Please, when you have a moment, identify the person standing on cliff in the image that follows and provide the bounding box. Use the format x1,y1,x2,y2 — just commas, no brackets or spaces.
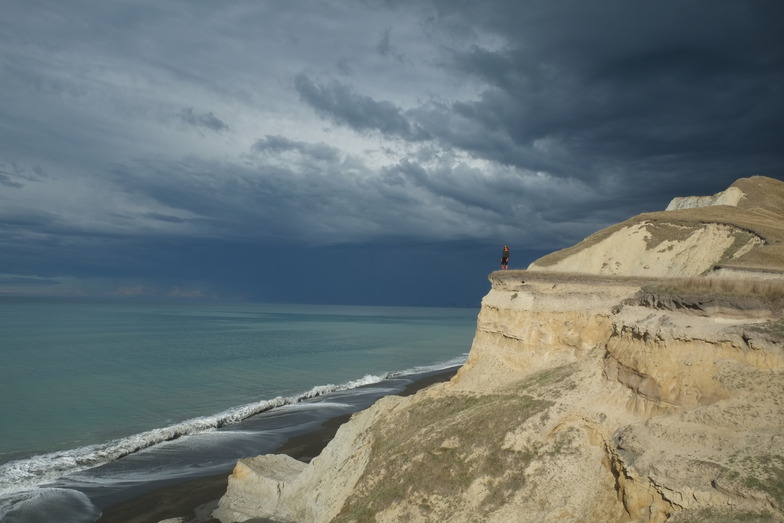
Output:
501,245,510,270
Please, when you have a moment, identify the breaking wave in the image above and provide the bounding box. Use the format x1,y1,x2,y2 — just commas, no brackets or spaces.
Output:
0,355,465,499
0,488,100,523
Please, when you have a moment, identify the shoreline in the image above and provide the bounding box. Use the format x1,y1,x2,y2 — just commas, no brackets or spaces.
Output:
97,368,457,523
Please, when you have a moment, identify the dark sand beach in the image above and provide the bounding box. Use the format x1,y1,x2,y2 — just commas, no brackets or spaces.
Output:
98,368,456,523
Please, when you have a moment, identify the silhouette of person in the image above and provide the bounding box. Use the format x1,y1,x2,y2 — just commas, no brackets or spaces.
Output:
501,245,510,270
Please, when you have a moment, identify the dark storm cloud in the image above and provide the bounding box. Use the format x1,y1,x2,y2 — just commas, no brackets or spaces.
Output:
177,108,230,133
414,1,784,188
143,212,186,224
290,0,784,210
294,73,430,141
251,135,341,164
376,28,406,63
104,148,522,247
1,0,783,304
0,162,48,189
0,172,23,189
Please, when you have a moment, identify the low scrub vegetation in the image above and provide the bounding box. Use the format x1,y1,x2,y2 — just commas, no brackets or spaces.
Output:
334,392,551,522
642,276,784,311
668,508,775,522
333,366,586,522
733,454,784,510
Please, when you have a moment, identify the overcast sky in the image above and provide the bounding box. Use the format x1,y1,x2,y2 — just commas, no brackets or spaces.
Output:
1,1,782,306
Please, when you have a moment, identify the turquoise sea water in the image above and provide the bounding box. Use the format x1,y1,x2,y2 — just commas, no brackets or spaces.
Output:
0,298,477,522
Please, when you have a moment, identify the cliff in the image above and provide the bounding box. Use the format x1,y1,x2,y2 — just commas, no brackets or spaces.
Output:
212,176,784,522
528,176,784,278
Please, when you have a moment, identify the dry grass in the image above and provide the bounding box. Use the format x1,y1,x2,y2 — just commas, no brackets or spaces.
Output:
637,279,784,320
645,447,784,521
495,269,784,298
333,393,551,522
713,452,784,520
491,268,651,287
530,218,630,268
667,508,775,522
532,176,784,271
719,244,784,271
641,277,784,313
331,365,587,522
533,208,784,270
643,277,784,301
733,176,784,218
655,206,784,245
643,221,701,250
738,454,784,509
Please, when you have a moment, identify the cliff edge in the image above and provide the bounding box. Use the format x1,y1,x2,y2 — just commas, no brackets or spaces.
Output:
213,176,784,522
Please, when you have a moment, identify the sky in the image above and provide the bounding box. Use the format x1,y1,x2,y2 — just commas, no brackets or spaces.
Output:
1,1,783,307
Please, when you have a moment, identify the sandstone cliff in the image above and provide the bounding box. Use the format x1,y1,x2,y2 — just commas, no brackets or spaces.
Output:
528,176,784,278
213,176,784,522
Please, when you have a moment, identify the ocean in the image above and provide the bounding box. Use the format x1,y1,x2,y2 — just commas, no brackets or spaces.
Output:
0,298,477,522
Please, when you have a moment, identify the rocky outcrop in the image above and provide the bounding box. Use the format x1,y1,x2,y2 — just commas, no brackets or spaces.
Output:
665,186,745,210
213,395,390,523
214,177,784,522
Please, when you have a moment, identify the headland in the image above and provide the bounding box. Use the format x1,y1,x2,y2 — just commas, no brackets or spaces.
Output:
171,176,784,522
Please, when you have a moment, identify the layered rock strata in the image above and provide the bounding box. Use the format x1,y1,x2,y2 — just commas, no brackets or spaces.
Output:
214,270,783,522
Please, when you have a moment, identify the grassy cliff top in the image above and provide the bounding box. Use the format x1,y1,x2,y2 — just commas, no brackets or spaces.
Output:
532,176,784,273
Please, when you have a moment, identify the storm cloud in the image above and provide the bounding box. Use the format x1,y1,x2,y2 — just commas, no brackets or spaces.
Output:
294,73,431,141
177,108,230,133
0,0,782,305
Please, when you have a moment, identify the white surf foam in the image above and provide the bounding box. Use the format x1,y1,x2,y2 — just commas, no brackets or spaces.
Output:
0,488,100,523
387,354,467,378
0,359,465,498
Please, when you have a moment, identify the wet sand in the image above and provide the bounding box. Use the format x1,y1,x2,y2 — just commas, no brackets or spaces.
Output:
98,368,456,523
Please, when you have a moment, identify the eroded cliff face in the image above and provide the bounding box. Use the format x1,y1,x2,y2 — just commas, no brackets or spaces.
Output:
214,270,784,522
528,176,784,278
527,220,764,277
214,177,784,522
